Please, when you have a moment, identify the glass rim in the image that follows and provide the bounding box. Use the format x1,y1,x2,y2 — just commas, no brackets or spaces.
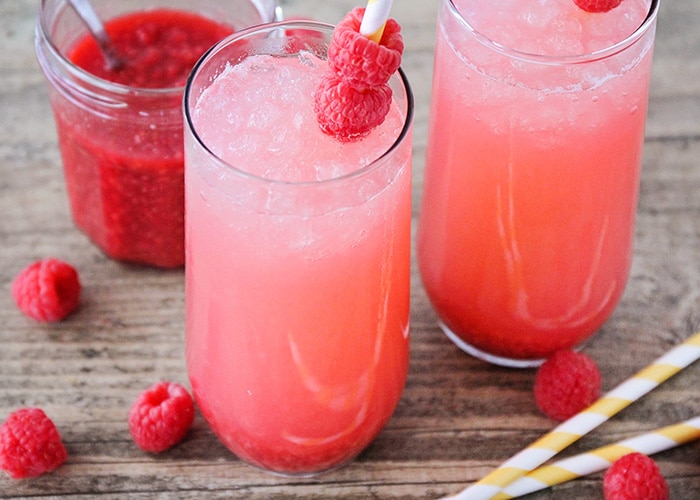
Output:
444,0,660,65
37,0,276,97
183,19,414,188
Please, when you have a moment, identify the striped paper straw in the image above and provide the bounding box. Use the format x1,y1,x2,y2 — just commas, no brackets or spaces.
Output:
443,331,700,500
493,416,700,499
360,0,394,42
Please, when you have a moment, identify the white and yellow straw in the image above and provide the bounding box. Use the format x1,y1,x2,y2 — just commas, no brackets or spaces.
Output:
443,331,700,500
359,0,394,42
494,416,700,499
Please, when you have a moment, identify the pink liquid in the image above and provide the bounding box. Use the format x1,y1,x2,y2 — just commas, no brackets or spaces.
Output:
185,51,412,473
417,0,656,363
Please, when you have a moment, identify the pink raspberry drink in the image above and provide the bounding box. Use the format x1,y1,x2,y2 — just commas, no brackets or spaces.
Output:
417,0,659,366
184,19,413,475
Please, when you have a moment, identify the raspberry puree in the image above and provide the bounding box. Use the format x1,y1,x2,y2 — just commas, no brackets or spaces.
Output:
57,10,232,267
70,10,231,88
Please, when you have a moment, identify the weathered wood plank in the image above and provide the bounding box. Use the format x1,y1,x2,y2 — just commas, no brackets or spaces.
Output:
1,0,699,498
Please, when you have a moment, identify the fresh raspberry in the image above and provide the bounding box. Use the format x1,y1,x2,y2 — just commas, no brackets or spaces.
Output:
603,453,669,500
327,7,404,89
533,350,601,421
573,0,624,13
128,381,195,453
11,258,81,322
314,75,393,142
0,408,67,479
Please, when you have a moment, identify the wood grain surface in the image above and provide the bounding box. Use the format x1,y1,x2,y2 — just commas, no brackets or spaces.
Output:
1,0,699,498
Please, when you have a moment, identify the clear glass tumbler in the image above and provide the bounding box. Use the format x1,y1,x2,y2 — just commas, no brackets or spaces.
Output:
35,0,277,268
418,0,659,366
184,21,413,475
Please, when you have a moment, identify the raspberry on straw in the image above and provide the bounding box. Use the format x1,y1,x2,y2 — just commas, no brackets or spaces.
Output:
328,9,403,90
314,3,403,142
0,408,67,479
314,74,393,142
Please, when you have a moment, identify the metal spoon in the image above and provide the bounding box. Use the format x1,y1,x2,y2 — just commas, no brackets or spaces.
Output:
66,0,123,70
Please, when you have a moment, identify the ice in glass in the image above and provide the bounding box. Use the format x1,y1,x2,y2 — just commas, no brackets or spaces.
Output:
184,21,413,475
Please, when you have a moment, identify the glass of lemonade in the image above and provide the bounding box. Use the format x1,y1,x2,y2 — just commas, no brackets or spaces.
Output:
417,0,659,366
35,0,277,268
183,21,413,475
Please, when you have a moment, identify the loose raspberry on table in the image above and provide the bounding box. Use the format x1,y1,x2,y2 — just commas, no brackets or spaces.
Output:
128,381,195,453
603,453,669,500
574,0,624,13
0,408,67,479
327,7,404,89
533,350,601,421
11,258,81,322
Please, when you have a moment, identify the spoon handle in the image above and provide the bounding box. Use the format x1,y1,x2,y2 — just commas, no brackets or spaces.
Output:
67,0,123,70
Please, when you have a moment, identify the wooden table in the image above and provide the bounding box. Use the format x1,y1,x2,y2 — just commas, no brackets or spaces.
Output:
1,0,698,498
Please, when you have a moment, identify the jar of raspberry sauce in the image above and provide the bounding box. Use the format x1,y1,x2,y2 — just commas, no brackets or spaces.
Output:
35,0,278,267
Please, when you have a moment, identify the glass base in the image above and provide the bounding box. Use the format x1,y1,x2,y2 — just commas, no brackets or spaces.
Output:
440,321,545,368
241,454,354,478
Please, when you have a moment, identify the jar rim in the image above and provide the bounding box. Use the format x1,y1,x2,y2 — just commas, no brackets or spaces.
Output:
36,0,275,96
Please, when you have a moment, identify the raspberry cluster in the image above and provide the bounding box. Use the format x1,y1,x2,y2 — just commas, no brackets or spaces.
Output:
314,7,404,141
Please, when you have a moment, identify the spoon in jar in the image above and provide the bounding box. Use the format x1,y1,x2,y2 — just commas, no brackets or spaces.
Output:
66,0,123,70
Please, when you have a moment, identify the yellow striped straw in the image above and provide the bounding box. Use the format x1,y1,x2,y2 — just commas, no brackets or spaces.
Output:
442,331,700,500
359,0,394,43
493,416,700,499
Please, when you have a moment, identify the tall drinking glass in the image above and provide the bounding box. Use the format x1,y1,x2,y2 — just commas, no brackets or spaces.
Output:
418,0,659,366
184,21,413,475
35,0,277,268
